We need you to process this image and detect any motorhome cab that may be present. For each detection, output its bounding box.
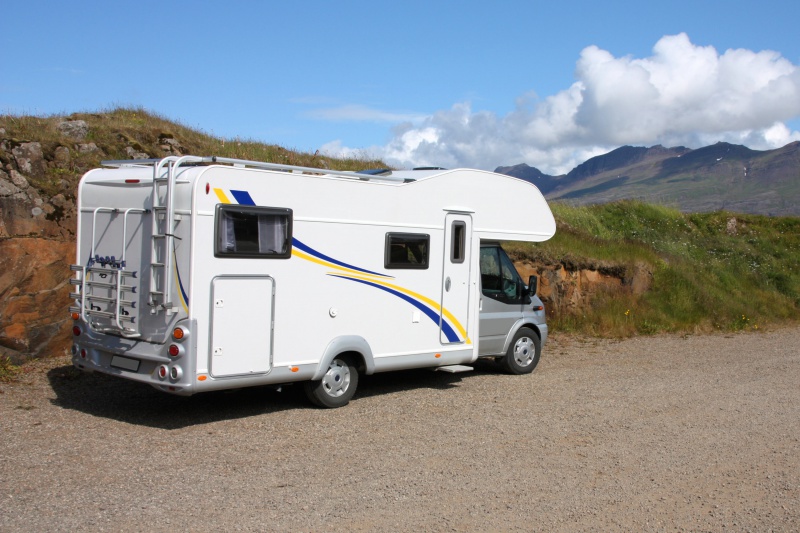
[69,156,556,407]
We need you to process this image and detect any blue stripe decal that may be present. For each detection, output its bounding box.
[293,238,389,278]
[174,250,189,306]
[230,190,256,206]
[330,275,460,342]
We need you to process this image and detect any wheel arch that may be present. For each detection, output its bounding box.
[501,321,542,354]
[312,335,375,381]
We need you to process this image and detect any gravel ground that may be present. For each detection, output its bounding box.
[1,328,799,532]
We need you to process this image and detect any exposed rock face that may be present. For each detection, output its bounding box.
[57,120,89,140]
[1,136,77,362]
[515,260,653,316]
[125,146,150,159]
[12,142,47,178]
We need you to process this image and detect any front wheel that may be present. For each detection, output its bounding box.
[304,355,359,408]
[499,327,541,375]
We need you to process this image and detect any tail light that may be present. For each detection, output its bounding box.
[168,344,185,358]
[157,365,168,380]
[72,326,81,336]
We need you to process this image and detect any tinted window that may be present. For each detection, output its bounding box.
[385,233,429,269]
[480,245,525,304]
[215,205,292,258]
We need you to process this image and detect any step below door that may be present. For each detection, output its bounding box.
[210,276,274,377]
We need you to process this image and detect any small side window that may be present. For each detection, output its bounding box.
[451,221,466,264]
[215,205,292,258]
[385,233,429,269]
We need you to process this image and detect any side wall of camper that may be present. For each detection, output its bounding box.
[188,172,479,390]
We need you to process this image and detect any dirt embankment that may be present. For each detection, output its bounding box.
[1,328,798,531]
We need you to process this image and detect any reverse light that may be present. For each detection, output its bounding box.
[170,365,183,381]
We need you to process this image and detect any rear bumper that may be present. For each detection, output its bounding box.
[70,326,196,395]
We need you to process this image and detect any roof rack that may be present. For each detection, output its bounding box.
[101,156,410,183]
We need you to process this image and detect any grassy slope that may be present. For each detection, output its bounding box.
[0,107,386,197]
[2,108,798,338]
[508,201,800,336]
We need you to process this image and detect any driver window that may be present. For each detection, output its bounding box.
[480,245,525,304]
[500,251,523,301]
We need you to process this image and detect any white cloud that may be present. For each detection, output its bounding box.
[323,33,800,173]
[304,104,427,123]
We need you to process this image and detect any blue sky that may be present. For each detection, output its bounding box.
[2,0,799,173]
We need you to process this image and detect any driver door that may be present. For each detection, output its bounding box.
[478,244,525,355]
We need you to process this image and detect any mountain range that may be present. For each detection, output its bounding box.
[496,141,800,216]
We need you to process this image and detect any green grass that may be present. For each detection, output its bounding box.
[0,106,388,197]
[511,200,800,336]
[0,355,21,383]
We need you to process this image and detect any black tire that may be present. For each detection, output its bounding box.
[499,327,541,375]
[304,355,359,408]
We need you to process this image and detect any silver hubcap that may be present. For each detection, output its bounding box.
[321,359,351,398]
[513,337,535,367]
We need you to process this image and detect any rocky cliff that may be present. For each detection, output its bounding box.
[1,123,84,361]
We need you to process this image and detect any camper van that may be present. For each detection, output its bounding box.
[69,156,556,407]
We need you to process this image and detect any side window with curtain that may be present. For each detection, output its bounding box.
[215,205,293,258]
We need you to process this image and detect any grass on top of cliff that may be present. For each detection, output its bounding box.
[506,201,800,336]
[0,107,387,196]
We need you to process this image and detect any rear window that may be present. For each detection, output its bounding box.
[215,205,292,258]
[385,233,429,269]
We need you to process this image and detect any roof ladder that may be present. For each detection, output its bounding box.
[148,156,204,315]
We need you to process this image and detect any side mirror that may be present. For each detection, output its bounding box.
[528,275,538,296]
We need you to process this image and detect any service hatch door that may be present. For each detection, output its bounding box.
[210,276,274,377]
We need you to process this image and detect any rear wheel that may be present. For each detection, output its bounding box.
[499,327,541,375]
[304,355,359,408]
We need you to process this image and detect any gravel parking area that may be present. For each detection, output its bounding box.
[2,328,799,531]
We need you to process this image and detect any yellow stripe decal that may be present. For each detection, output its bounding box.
[214,188,231,204]
[292,248,387,279]
[333,272,470,343]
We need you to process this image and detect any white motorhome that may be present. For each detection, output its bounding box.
[69,156,556,407]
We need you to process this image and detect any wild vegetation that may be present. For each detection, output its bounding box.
[0,107,385,196]
[507,201,800,336]
[0,355,20,382]
[2,107,798,344]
